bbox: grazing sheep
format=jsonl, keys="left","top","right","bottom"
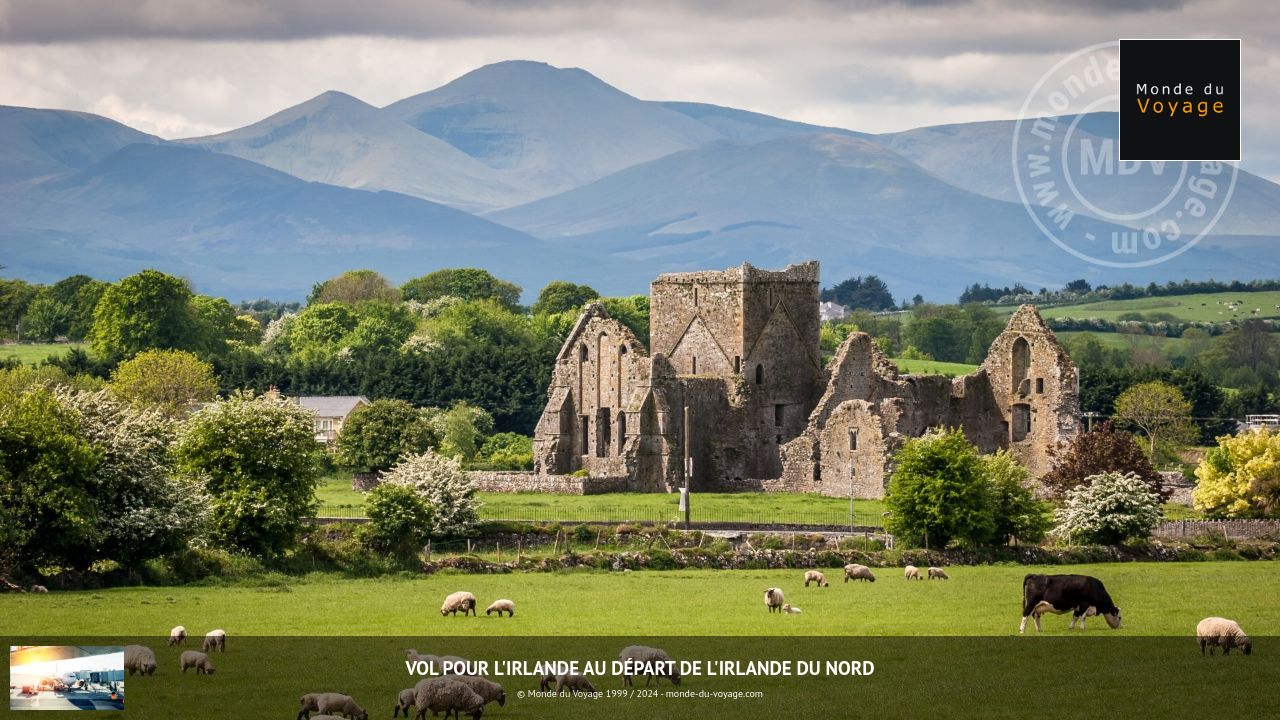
{"left": 782, "top": 604, "right": 802, "bottom": 614}
{"left": 485, "top": 599, "right": 515, "bottom": 617}
{"left": 413, "top": 678, "right": 486, "bottom": 720}
{"left": 764, "top": 587, "right": 785, "bottom": 613}
{"left": 30, "top": 585, "right": 48, "bottom": 593}
{"left": 168, "top": 625, "right": 187, "bottom": 646}
{"left": 297, "top": 692, "right": 369, "bottom": 720}
{"left": 441, "top": 591, "right": 478, "bottom": 617}
{"left": 393, "top": 688, "right": 417, "bottom": 718}
{"left": 928, "top": 567, "right": 950, "bottom": 580}
{"left": 406, "top": 649, "right": 442, "bottom": 668}
{"left": 618, "top": 645, "right": 681, "bottom": 687}
{"left": 904, "top": 565, "right": 923, "bottom": 581}
{"left": 555, "top": 674, "right": 597, "bottom": 696}
{"left": 124, "top": 645, "right": 157, "bottom": 676}
{"left": 203, "top": 629, "right": 226, "bottom": 653}
{"left": 179, "top": 650, "right": 215, "bottom": 675}
{"left": 843, "top": 564, "right": 876, "bottom": 583}
{"left": 448, "top": 675, "right": 506, "bottom": 708}
{"left": 803, "top": 571, "right": 828, "bottom": 587}
{"left": 539, "top": 672, "right": 556, "bottom": 691}
{"left": 1196, "top": 617, "right": 1253, "bottom": 656}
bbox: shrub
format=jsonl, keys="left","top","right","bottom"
{"left": 1193, "top": 429, "right": 1280, "bottom": 518}
{"left": 379, "top": 451, "right": 481, "bottom": 539}
{"left": 983, "top": 450, "right": 1051, "bottom": 545}
{"left": 1053, "top": 472, "right": 1162, "bottom": 545}
{"left": 360, "top": 483, "right": 433, "bottom": 559}
{"left": 885, "top": 429, "right": 994, "bottom": 547}
{"left": 334, "top": 399, "right": 437, "bottom": 473}
{"left": 473, "top": 432, "right": 534, "bottom": 470}
{"left": 1042, "top": 422, "right": 1164, "bottom": 498}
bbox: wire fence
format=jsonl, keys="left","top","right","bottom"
{"left": 312, "top": 504, "right": 887, "bottom": 529}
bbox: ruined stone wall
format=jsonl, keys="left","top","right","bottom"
{"left": 650, "top": 268, "right": 746, "bottom": 368}
{"left": 467, "top": 471, "right": 629, "bottom": 495}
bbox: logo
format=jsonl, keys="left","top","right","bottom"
{"left": 1012, "top": 41, "right": 1237, "bottom": 268}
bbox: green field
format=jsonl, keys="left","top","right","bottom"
{"left": 1009, "top": 291, "right": 1280, "bottom": 323}
{"left": 0, "top": 341, "right": 85, "bottom": 364}
{"left": 1057, "top": 330, "right": 1193, "bottom": 354}
{"left": 889, "top": 357, "right": 979, "bottom": 376}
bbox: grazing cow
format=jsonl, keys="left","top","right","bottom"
{"left": 1020, "top": 574, "right": 1121, "bottom": 633}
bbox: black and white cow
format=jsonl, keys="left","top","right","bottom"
{"left": 1020, "top": 574, "right": 1122, "bottom": 633}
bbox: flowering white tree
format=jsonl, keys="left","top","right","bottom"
{"left": 380, "top": 451, "right": 481, "bottom": 538}
{"left": 1053, "top": 471, "right": 1162, "bottom": 545}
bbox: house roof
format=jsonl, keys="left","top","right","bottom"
{"left": 295, "top": 396, "right": 369, "bottom": 418}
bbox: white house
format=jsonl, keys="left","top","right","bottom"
{"left": 294, "top": 395, "right": 369, "bottom": 443}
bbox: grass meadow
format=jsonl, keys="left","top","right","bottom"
{"left": 0, "top": 341, "right": 84, "bottom": 364}
{"left": 1018, "top": 291, "right": 1280, "bottom": 323}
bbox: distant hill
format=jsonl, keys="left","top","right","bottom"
{"left": 0, "top": 106, "right": 160, "bottom": 184}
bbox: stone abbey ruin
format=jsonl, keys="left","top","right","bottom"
{"left": 531, "top": 262, "right": 1079, "bottom": 498}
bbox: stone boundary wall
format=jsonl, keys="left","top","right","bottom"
{"left": 1155, "top": 519, "right": 1280, "bottom": 539}
{"left": 465, "top": 471, "right": 629, "bottom": 495}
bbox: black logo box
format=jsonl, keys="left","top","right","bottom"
{"left": 1120, "top": 38, "right": 1240, "bottom": 162}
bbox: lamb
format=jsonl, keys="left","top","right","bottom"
{"left": 1196, "top": 617, "right": 1253, "bottom": 656}
{"left": 843, "top": 564, "right": 876, "bottom": 583}
{"left": 179, "top": 650, "right": 215, "bottom": 675}
{"left": 441, "top": 591, "right": 478, "bottom": 617}
{"left": 393, "top": 688, "right": 417, "bottom": 718}
{"left": 448, "top": 675, "right": 506, "bottom": 708}
{"left": 124, "top": 645, "right": 157, "bottom": 676}
{"left": 485, "top": 599, "right": 515, "bottom": 617}
{"left": 928, "top": 567, "right": 950, "bottom": 580}
{"left": 413, "top": 677, "right": 486, "bottom": 720}
{"left": 782, "top": 604, "right": 802, "bottom": 614}
{"left": 803, "top": 571, "right": 829, "bottom": 587}
{"left": 297, "top": 692, "right": 369, "bottom": 720}
{"left": 904, "top": 565, "right": 923, "bottom": 581}
{"left": 618, "top": 645, "right": 681, "bottom": 686}
{"left": 168, "top": 625, "right": 187, "bottom": 646}
{"left": 554, "top": 674, "right": 597, "bottom": 696}
{"left": 203, "top": 629, "right": 226, "bottom": 653}
{"left": 30, "top": 585, "right": 48, "bottom": 593}
{"left": 764, "top": 587, "right": 785, "bottom": 613}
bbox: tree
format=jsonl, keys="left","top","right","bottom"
{"left": 1113, "top": 381, "right": 1198, "bottom": 457}
{"left": 110, "top": 349, "right": 218, "bottom": 417}
{"left": 174, "top": 391, "right": 321, "bottom": 557}
{"left": 90, "top": 269, "right": 197, "bottom": 359}
{"left": 0, "top": 278, "right": 38, "bottom": 341}
{"left": 1053, "top": 472, "right": 1161, "bottom": 545}
{"left": 600, "top": 295, "right": 650, "bottom": 348}
{"left": 474, "top": 432, "right": 534, "bottom": 470}
{"left": 1064, "top": 279, "right": 1092, "bottom": 293}
{"left": 309, "top": 269, "right": 400, "bottom": 305}
{"left": 285, "top": 303, "right": 358, "bottom": 354}
{"left": 820, "top": 275, "right": 895, "bottom": 311}
{"left": 378, "top": 451, "right": 480, "bottom": 538}
{"left": 360, "top": 483, "right": 433, "bottom": 559}
{"left": 1041, "top": 422, "right": 1164, "bottom": 498}
{"left": 400, "top": 268, "right": 522, "bottom": 311}
{"left": 1193, "top": 430, "right": 1280, "bottom": 518}
{"left": 884, "top": 429, "right": 994, "bottom": 547}
{"left": 983, "top": 450, "right": 1051, "bottom": 544}
{"left": 532, "top": 281, "right": 600, "bottom": 315}
{"left": 21, "top": 293, "right": 72, "bottom": 341}
{"left": 334, "top": 399, "right": 438, "bottom": 474}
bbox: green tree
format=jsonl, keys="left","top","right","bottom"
{"left": 474, "top": 432, "right": 534, "bottom": 470}
{"left": 532, "top": 281, "right": 600, "bottom": 315}
{"left": 400, "top": 268, "right": 522, "bottom": 311}
{"left": 0, "top": 278, "right": 38, "bottom": 341}
{"left": 1053, "top": 472, "right": 1161, "bottom": 544}
{"left": 1114, "top": 381, "right": 1198, "bottom": 458}
{"left": 21, "top": 293, "right": 72, "bottom": 342}
{"left": 286, "top": 303, "right": 359, "bottom": 354}
{"left": 378, "top": 451, "right": 480, "bottom": 539}
{"left": 884, "top": 429, "right": 995, "bottom": 547}
{"left": 820, "top": 275, "right": 895, "bottom": 311}
{"left": 1193, "top": 429, "right": 1280, "bottom": 518}
{"left": 90, "top": 269, "right": 197, "bottom": 359}
{"left": 189, "top": 295, "right": 241, "bottom": 357}
{"left": 334, "top": 399, "right": 438, "bottom": 473}
{"left": 109, "top": 349, "right": 218, "bottom": 417}
{"left": 600, "top": 295, "right": 650, "bottom": 348}
{"left": 309, "top": 269, "right": 400, "bottom": 305}
{"left": 360, "top": 483, "right": 433, "bottom": 559}
{"left": 430, "top": 402, "right": 494, "bottom": 463}
{"left": 174, "top": 391, "right": 321, "bottom": 557}
{"left": 982, "top": 450, "right": 1051, "bottom": 544}
{"left": 1041, "top": 422, "right": 1163, "bottom": 498}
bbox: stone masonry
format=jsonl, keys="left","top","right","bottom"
{"left": 532, "top": 262, "right": 1079, "bottom": 498}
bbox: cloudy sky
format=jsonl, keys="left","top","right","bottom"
{"left": 2, "top": 0, "right": 1277, "bottom": 178}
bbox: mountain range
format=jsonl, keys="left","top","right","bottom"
{"left": 2, "top": 60, "right": 1277, "bottom": 301}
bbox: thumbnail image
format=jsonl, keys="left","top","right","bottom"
{"left": 9, "top": 647, "right": 125, "bottom": 711}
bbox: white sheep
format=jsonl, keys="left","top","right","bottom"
{"left": 30, "top": 584, "right": 48, "bottom": 593}
{"left": 1196, "top": 617, "right": 1253, "bottom": 656}
{"left": 123, "top": 645, "right": 157, "bottom": 676}
{"left": 782, "top": 604, "right": 802, "bottom": 614}
{"left": 843, "top": 564, "right": 876, "bottom": 583}
{"left": 203, "top": 629, "right": 226, "bottom": 653}
{"left": 168, "top": 625, "right": 187, "bottom": 646}
{"left": 297, "top": 692, "right": 369, "bottom": 720}
{"left": 441, "top": 591, "right": 478, "bottom": 617}
{"left": 485, "top": 599, "right": 515, "bottom": 617}
{"left": 555, "top": 674, "right": 597, "bottom": 696}
{"left": 179, "top": 650, "right": 215, "bottom": 675}
{"left": 405, "top": 649, "right": 441, "bottom": 668}
{"left": 904, "top": 565, "right": 923, "bottom": 581}
{"left": 393, "top": 688, "right": 416, "bottom": 718}
{"left": 803, "top": 571, "right": 828, "bottom": 587}
{"left": 618, "top": 645, "right": 681, "bottom": 686}
{"left": 928, "top": 567, "right": 949, "bottom": 580}
{"left": 413, "top": 677, "right": 486, "bottom": 720}
{"left": 448, "top": 675, "right": 506, "bottom": 707}
{"left": 764, "top": 587, "right": 785, "bottom": 613}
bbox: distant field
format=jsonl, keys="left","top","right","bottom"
{"left": 1057, "top": 331, "right": 1193, "bottom": 353}
{"left": 1001, "top": 291, "right": 1280, "bottom": 323}
{"left": 890, "top": 357, "right": 979, "bottom": 376}
{"left": 0, "top": 341, "right": 84, "bottom": 364}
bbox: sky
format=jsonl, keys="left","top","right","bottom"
{"left": 1, "top": 0, "right": 1277, "bottom": 179}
